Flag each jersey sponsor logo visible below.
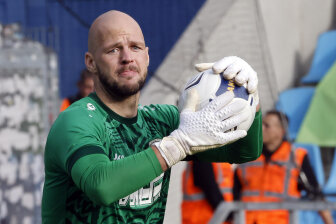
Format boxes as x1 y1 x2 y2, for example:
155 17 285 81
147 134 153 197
113 153 125 160
87 103 96 111
118 173 164 207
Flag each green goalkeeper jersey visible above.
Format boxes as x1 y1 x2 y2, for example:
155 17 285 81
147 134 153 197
42 92 262 224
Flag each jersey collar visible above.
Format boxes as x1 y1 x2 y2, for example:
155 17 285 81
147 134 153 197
89 92 138 125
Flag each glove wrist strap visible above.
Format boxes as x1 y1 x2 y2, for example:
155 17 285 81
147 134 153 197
150 137 187 168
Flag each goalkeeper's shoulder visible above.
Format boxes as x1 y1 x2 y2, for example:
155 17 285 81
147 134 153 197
138 104 179 116
138 104 179 122
139 103 178 112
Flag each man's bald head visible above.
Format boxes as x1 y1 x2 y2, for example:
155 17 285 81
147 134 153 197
85 10 149 102
88 10 145 54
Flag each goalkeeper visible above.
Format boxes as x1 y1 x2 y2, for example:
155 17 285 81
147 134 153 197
42 10 262 223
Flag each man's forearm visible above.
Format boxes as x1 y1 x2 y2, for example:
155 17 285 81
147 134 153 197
71 148 163 206
318 210 334 224
193 161 224 209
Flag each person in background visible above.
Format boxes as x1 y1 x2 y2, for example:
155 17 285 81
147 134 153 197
42 10 262 223
182 160 234 224
60 68 94 111
233 110 334 224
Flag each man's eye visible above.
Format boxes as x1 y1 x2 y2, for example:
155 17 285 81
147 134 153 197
109 48 119 53
132 46 141 50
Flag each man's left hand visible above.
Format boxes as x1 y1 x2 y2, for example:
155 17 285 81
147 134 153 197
195 56 258 94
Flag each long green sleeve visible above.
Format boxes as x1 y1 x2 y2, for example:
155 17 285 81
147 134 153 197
71 147 163 206
194 110 263 163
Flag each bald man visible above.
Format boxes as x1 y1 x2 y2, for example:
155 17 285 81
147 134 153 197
42 10 263 223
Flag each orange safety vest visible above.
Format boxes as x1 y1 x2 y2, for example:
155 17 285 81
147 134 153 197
182 161 233 224
60 98 71 112
236 141 307 224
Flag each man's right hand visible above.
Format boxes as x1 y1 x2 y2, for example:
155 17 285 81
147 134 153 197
151 89 248 168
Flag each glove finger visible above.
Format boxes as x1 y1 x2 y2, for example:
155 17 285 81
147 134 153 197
212 56 237 74
220 110 249 132
195 63 214 72
234 69 249 86
216 99 247 120
217 130 247 144
181 89 199 113
222 61 242 80
204 91 234 112
247 72 258 93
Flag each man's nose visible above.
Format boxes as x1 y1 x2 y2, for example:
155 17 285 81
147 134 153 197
120 48 134 64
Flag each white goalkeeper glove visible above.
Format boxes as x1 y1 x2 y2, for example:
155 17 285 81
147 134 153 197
195 56 258 94
151 89 249 168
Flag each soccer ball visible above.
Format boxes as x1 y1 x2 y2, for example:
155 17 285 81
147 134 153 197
178 69 256 131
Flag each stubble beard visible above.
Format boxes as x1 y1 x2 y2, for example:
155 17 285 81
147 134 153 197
96 65 147 99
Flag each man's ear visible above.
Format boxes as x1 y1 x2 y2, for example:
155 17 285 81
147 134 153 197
145 47 150 67
85 52 97 73
280 127 287 140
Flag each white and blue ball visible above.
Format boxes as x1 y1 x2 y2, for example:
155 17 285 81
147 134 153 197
178 69 256 131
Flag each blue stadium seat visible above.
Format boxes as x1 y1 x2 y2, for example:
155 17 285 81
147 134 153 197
301 30 336 84
323 149 336 195
293 143 324 186
276 87 315 141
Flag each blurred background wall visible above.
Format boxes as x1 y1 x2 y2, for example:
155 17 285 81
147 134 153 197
0 0 206 99
0 0 335 223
